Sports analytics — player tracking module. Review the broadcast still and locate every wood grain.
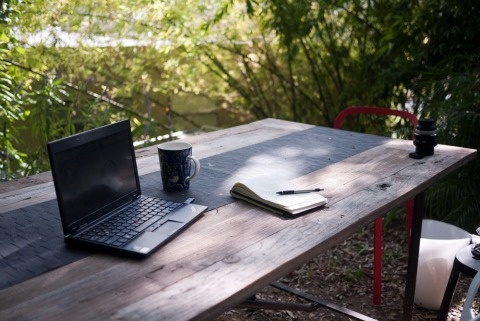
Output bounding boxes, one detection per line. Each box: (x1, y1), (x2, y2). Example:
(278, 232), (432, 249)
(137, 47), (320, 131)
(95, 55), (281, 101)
(0, 118), (312, 213)
(0, 118), (476, 321)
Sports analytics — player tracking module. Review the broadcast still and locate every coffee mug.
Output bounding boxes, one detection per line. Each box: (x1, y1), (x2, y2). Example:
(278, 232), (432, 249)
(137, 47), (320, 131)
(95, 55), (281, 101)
(157, 142), (200, 192)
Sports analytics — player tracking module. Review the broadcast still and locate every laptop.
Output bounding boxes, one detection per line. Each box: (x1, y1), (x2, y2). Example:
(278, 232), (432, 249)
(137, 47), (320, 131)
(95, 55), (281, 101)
(47, 120), (208, 258)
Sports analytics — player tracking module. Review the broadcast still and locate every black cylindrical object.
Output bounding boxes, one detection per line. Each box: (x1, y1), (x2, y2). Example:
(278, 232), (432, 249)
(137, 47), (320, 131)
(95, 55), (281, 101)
(413, 119), (437, 156)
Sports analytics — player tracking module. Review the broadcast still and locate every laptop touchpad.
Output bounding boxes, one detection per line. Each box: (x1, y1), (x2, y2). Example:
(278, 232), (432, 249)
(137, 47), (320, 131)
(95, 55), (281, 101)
(127, 221), (187, 254)
(153, 221), (184, 235)
(168, 205), (201, 223)
(126, 231), (170, 253)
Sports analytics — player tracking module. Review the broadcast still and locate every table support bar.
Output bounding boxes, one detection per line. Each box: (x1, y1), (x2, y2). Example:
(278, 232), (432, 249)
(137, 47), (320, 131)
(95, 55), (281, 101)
(238, 281), (377, 321)
(238, 300), (316, 312)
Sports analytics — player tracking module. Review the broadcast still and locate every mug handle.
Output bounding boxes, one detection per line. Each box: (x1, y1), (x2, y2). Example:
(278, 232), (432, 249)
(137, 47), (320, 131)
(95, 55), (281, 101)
(185, 155), (200, 181)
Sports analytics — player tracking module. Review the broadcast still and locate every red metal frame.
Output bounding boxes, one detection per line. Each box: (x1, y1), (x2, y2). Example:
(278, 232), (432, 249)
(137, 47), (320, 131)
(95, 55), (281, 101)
(334, 106), (419, 131)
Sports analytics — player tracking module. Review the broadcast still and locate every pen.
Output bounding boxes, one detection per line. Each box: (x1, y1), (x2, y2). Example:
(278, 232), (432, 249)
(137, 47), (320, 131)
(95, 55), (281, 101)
(276, 188), (324, 195)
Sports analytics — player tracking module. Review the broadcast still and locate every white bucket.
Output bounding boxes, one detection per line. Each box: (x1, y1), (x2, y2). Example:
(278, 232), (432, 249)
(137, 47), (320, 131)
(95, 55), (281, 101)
(414, 219), (471, 310)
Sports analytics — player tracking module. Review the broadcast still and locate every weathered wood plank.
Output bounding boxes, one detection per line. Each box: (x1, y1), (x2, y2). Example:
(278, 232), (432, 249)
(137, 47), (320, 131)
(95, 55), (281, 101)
(135, 118), (313, 177)
(0, 137), (475, 321)
(0, 181), (56, 213)
(0, 171), (53, 194)
(109, 143), (477, 321)
(0, 118), (312, 212)
(135, 117), (314, 159)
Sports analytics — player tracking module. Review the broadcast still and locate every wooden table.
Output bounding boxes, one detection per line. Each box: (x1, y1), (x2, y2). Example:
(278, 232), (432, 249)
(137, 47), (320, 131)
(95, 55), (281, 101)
(0, 118), (476, 321)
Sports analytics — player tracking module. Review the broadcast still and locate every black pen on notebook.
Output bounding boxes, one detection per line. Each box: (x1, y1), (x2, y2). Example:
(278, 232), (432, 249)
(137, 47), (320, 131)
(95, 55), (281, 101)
(276, 188), (324, 195)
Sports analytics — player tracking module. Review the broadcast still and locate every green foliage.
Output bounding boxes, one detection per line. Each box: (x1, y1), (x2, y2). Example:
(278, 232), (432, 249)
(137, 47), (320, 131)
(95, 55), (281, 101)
(200, 0), (418, 126)
(1, 0), (29, 179)
(3, 0), (479, 231)
(406, 0), (480, 231)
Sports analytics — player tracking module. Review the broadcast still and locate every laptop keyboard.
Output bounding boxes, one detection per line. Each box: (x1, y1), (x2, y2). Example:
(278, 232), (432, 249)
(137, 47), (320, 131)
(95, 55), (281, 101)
(77, 196), (183, 247)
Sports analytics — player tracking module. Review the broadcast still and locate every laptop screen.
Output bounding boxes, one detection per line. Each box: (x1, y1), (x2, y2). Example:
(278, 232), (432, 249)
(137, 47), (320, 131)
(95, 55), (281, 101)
(48, 121), (140, 233)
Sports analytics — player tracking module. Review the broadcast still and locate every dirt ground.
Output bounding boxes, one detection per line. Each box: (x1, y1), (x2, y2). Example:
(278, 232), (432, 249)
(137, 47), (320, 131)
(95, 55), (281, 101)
(214, 215), (471, 321)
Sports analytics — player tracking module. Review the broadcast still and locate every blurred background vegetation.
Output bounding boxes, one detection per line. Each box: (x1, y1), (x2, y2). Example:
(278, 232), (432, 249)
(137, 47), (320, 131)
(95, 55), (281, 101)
(1, 0), (479, 230)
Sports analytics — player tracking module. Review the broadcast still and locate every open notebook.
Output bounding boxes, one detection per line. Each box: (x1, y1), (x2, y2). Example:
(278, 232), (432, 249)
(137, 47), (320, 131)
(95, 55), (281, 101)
(230, 175), (327, 216)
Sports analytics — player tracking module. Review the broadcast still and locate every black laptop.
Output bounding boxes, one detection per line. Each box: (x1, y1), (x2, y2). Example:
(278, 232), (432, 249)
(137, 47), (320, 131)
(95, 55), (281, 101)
(47, 120), (207, 258)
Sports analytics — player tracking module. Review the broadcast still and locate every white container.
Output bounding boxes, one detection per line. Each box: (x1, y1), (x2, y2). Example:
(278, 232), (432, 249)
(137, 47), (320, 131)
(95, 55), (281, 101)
(414, 219), (471, 310)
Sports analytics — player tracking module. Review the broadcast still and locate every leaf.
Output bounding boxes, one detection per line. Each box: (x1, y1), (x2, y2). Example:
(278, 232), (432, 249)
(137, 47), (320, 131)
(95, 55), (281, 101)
(0, 33), (10, 43)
